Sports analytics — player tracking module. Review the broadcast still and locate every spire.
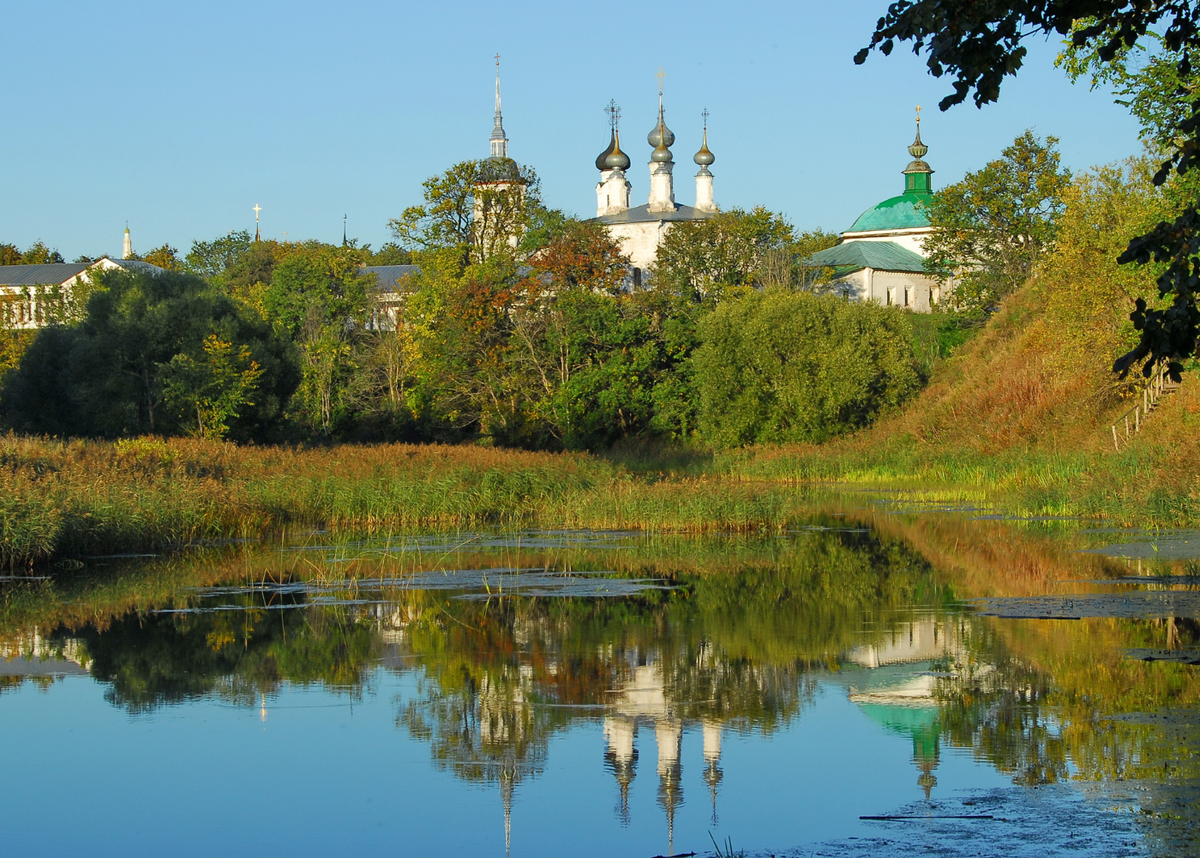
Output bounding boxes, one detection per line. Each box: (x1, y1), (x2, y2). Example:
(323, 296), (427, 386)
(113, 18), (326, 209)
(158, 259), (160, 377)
(122, 222), (131, 260)
(490, 53), (509, 159)
(253, 204), (262, 242)
(694, 108), (717, 213)
(902, 106), (934, 195)
(647, 68), (676, 213)
(597, 101), (620, 171)
(342, 213), (347, 247)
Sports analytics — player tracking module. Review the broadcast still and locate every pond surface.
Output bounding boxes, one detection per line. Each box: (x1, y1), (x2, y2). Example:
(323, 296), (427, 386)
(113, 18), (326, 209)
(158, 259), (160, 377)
(3, 503), (1200, 857)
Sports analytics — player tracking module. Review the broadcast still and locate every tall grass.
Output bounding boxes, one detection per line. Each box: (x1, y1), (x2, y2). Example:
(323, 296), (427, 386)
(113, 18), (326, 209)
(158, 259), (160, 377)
(0, 434), (846, 568)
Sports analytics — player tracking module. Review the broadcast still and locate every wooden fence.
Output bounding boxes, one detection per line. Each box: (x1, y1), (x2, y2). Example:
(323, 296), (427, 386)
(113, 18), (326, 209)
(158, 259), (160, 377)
(1111, 362), (1175, 451)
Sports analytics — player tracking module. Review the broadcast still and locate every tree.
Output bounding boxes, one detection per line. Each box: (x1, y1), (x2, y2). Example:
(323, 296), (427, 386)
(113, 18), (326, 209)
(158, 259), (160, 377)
(129, 243), (184, 272)
(19, 241), (64, 264)
(161, 334), (265, 439)
(790, 229), (841, 292)
(0, 268), (296, 440)
(185, 231), (254, 281)
(923, 131), (1072, 312)
(0, 241), (64, 265)
(652, 206), (795, 302)
(263, 243), (371, 437)
(856, 0), (1200, 380)
(694, 290), (921, 445)
(388, 160), (542, 266)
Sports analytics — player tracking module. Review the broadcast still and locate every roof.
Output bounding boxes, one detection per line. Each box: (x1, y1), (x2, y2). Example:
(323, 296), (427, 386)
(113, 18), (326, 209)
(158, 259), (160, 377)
(846, 191), (931, 233)
(0, 263), (90, 287)
(363, 264), (420, 293)
(594, 203), (716, 226)
(801, 240), (927, 274)
(103, 259), (164, 274)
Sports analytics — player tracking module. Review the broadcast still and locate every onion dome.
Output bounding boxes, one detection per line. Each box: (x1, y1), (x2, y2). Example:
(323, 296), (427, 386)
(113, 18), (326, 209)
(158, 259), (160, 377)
(605, 130), (631, 171)
(650, 115), (673, 163)
(694, 128), (714, 167)
(647, 111), (675, 149)
(596, 130), (616, 171)
(904, 123), (931, 174)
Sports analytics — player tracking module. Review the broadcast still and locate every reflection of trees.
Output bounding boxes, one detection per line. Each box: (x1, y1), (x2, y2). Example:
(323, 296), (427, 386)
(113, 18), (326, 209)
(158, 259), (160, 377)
(63, 588), (379, 713)
(932, 620), (1067, 786)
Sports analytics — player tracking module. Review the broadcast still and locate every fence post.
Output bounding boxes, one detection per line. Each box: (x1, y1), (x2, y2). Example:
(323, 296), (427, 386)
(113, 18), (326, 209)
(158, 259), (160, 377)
(1113, 425), (1120, 451)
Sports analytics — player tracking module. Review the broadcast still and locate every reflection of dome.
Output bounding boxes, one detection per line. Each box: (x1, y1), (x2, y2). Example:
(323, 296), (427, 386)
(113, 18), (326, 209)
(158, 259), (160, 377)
(847, 193), (931, 232)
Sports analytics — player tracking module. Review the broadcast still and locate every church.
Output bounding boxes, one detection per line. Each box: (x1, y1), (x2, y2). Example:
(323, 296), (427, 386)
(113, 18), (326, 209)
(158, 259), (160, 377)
(589, 77), (719, 283)
(802, 114), (943, 311)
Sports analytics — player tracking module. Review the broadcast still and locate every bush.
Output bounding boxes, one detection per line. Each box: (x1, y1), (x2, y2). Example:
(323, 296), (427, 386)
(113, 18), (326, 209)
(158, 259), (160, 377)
(694, 290), (921, 445)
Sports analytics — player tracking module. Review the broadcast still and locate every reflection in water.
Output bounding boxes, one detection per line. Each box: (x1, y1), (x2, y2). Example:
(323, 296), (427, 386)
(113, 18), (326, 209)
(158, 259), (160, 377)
(2, 514), (1200, 854)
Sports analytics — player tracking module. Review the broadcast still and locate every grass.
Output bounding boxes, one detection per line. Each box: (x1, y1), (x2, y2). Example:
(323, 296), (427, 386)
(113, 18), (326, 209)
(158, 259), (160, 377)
(0, 433), (854, 568)
(6, 261), (1200, 568)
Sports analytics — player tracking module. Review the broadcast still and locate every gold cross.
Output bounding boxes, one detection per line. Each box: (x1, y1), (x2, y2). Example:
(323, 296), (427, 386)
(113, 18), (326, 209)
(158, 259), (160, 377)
(915, 105), (922, 123)
(253, 204), (261, 221)
(495, 53), (500, 67)
(656, 66), (666, 95)
(702, 107), (709, 128)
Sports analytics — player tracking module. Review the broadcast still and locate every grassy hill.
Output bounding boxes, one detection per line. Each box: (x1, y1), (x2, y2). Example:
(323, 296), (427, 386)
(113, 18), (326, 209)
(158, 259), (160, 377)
(716, 159), (1200, 526)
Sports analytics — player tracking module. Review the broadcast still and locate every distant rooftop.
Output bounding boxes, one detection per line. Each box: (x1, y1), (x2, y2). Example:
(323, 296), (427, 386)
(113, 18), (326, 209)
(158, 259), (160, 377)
(594, 203), (716, 226)
(802, 240), (926, 274)
(363, 264), (420, 293)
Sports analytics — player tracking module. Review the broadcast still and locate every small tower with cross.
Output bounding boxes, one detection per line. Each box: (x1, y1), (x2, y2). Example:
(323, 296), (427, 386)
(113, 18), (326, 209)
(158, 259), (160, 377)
(646, 67), (676, 213)
(693, 108), (717, 214)
(490, 53), (509, 159)
(595, 100), (632, 216)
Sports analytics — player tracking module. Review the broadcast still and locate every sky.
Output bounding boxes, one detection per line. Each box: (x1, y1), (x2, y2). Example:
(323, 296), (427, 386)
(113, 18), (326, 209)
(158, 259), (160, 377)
(1, 1), (1145, 262)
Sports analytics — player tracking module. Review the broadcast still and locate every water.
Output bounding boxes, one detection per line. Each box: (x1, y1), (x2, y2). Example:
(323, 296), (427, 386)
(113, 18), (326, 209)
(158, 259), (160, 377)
(3, 509), (1199, 856)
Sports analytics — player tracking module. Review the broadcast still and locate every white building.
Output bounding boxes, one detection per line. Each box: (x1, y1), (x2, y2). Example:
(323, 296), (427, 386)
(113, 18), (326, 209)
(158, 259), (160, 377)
(803, 117), (943, 311)
(0, 252), (163, 329)
(591, 87), (718, 285)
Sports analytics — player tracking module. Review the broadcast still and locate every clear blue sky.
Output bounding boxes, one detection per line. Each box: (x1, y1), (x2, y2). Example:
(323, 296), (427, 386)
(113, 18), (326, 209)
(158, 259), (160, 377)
(1, 1), (1143, 261)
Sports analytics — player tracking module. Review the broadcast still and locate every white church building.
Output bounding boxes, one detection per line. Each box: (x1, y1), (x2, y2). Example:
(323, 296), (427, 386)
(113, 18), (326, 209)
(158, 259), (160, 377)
(803, 116), (943, 311)
(590, 82), (718, 284)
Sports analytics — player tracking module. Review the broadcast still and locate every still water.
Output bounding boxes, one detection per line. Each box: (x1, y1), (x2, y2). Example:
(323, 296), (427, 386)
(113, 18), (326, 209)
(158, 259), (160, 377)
(3, 505), (1199, 856)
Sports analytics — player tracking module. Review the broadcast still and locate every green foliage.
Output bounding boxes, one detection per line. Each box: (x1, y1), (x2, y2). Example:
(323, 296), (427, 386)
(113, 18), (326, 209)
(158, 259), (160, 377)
(908, 309), (984, 376)
(791, 228), (841, 292)
(128, 243), (184, 272)
(924, 131), (1072, 312)
(694, 289), (921, 445)
(1058, 18), (1200, 156)
(184, 230), (254, 281)
(0, 240), (65, 265)
(387, 160), (542, 265)
(161, 334), (265, 439)
(364, 242), (412, 265)
(0, 268), (296, 440)
(652, 206), (795, 301)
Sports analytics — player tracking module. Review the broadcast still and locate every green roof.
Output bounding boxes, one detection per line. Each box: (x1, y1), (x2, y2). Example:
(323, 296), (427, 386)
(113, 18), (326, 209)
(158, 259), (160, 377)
(801, 240), (926, 273)
(847, 190), (931, 233)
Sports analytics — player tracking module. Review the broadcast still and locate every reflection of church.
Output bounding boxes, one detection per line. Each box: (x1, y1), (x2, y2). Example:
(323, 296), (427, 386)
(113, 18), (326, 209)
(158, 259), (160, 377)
(601, 658), (726, 856)
(834, 615), (974, 799)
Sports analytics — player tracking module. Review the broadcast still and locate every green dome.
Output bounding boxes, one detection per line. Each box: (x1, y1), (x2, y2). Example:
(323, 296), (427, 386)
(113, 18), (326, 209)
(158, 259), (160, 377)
(847, 191), (931, 233)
